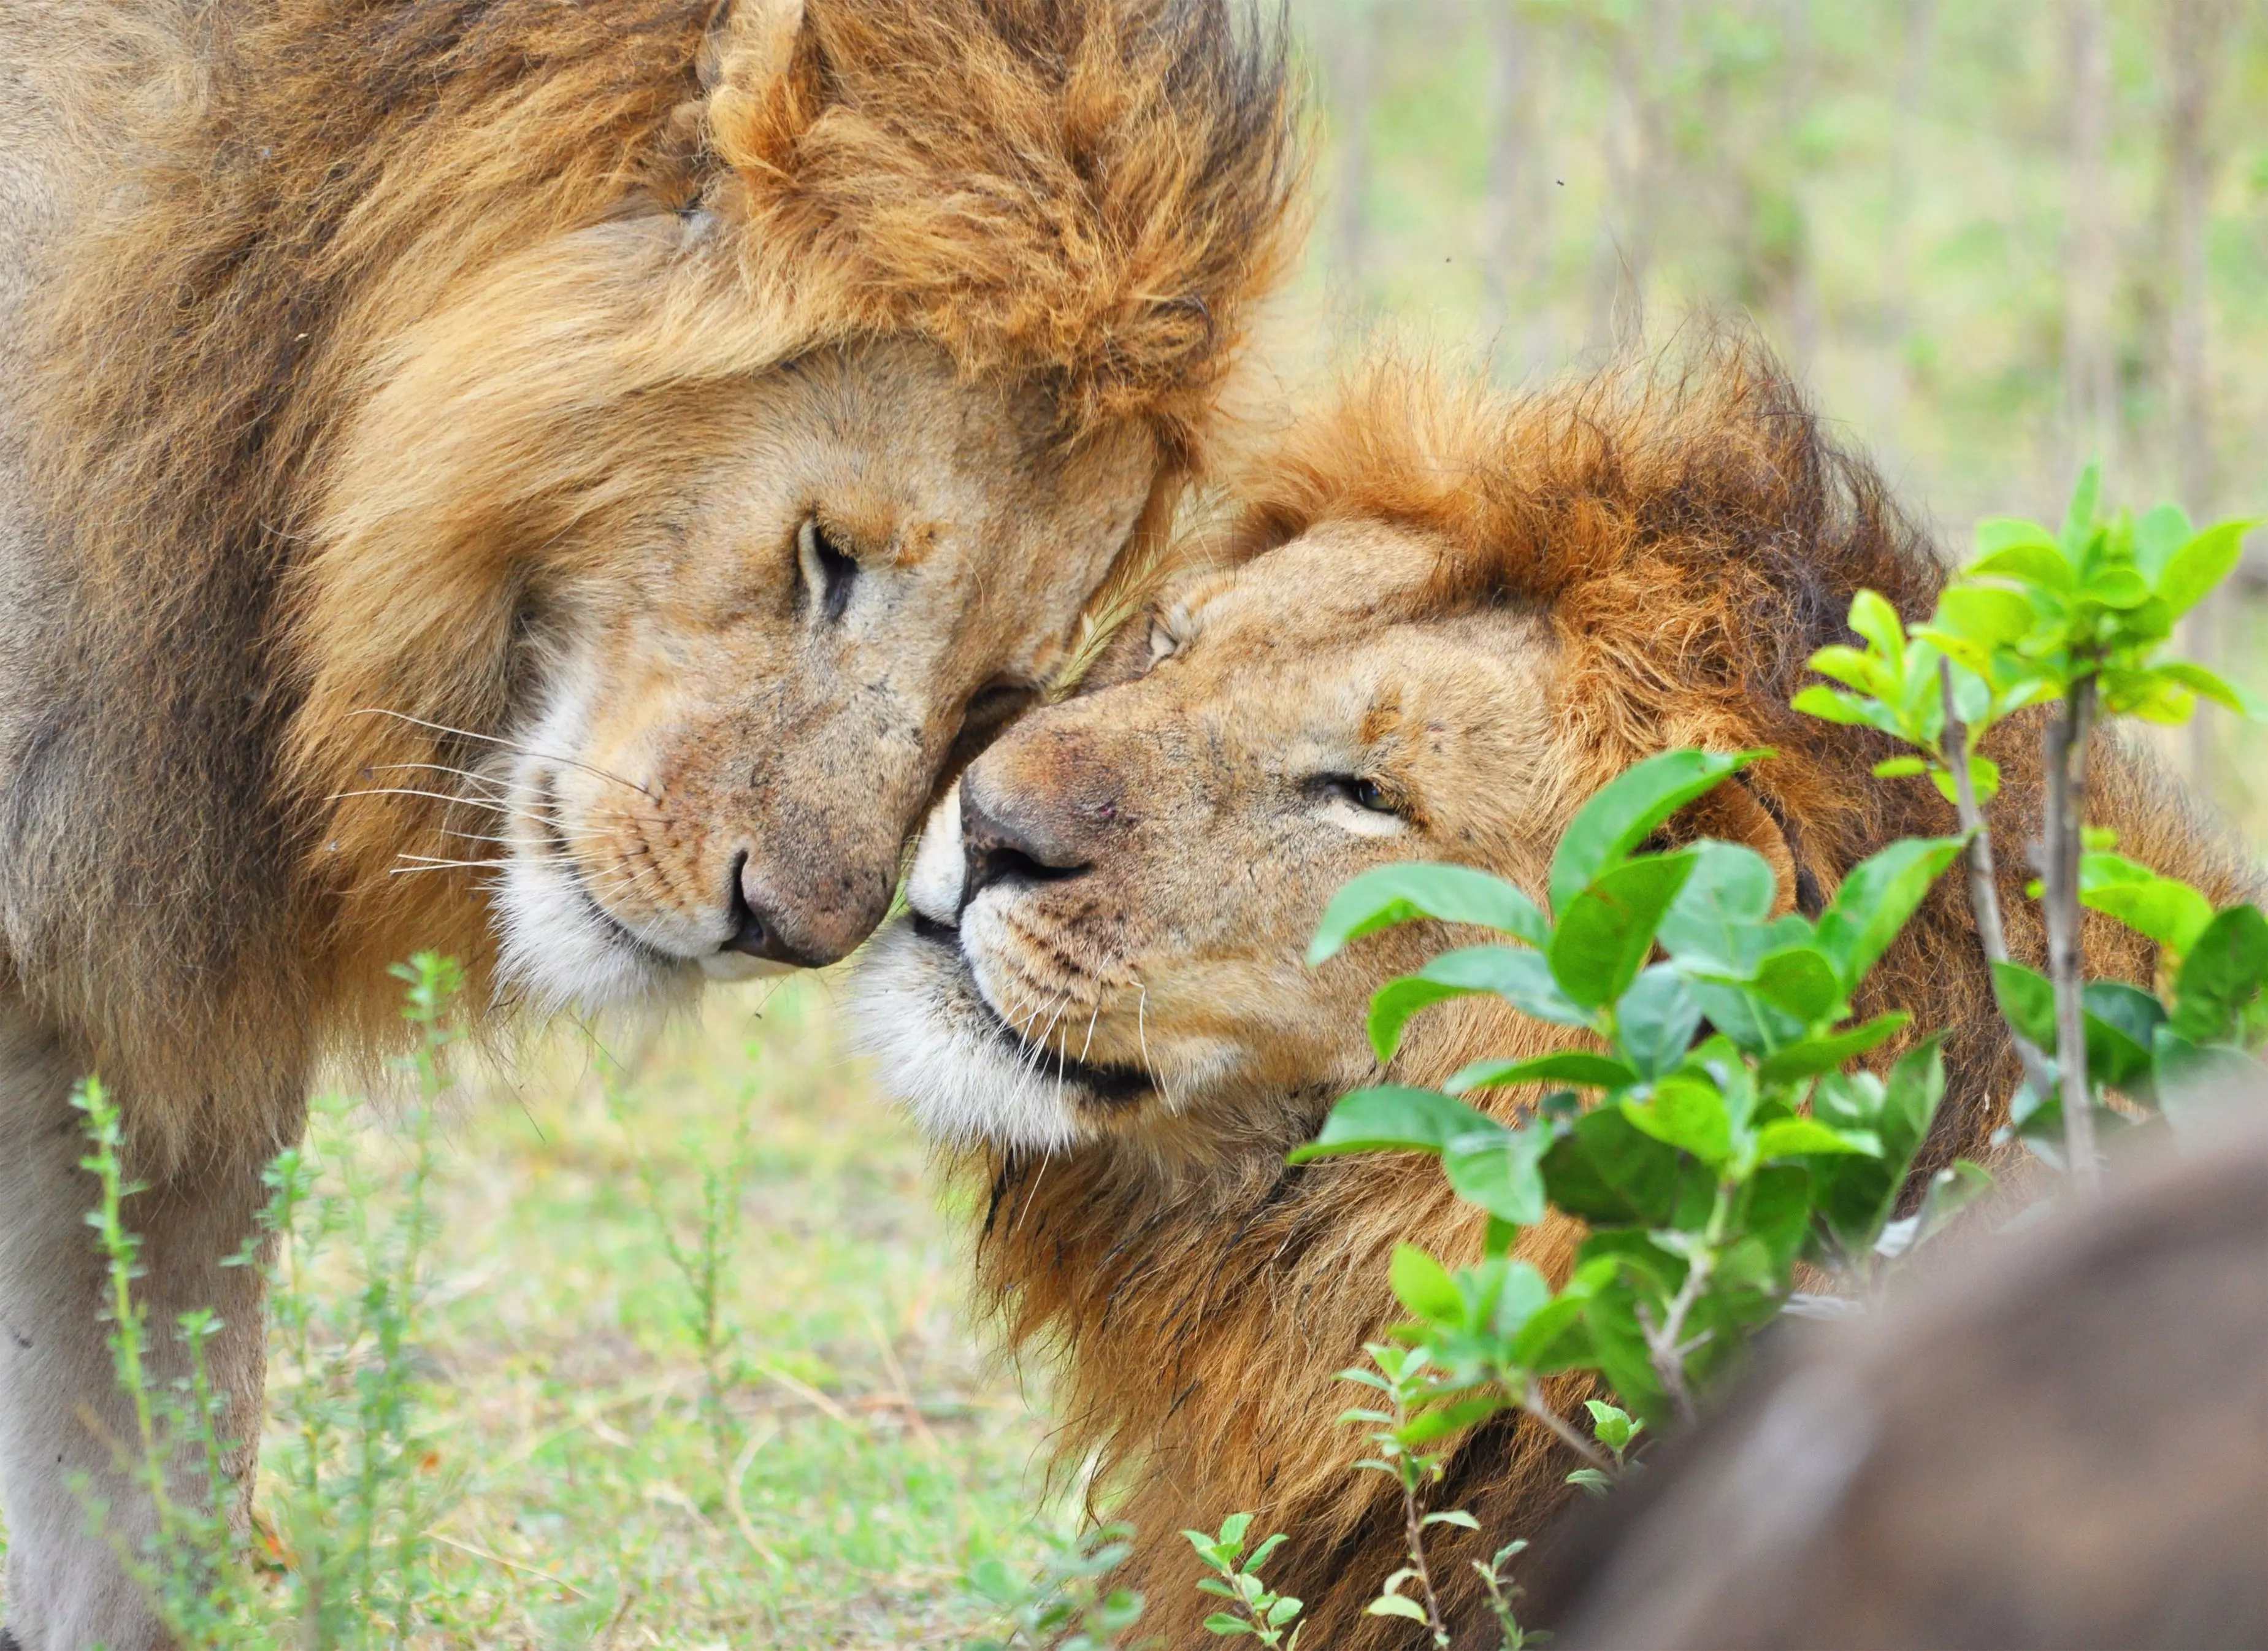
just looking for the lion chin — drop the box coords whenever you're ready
[854,786,1155,1155]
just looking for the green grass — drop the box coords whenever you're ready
[1,976,1069,1647]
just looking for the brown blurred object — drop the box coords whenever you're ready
[1528,1117,2268,1650]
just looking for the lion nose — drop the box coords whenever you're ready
[721,851,837,968]
[960,785,1091,907]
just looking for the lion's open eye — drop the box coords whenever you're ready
[796,515,858,624]
[1335,776,1395,814]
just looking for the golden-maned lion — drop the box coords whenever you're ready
[853,343,2255,1647]
[0,0,1299,1639]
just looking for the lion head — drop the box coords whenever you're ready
[13,0,1303,1121]
[852,342,2251,1645]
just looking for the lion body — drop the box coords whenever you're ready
[857,346,2258,1647]
[0,4,1299,1640]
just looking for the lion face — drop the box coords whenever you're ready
[477,340,1159,1008]
[853,519,1571,1153]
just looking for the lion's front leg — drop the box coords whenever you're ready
[0,1011,275,1651]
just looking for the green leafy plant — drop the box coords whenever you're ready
[80,952,466,1647]
[1183,1512,1305,1645]
[1795,467,2267,1184]
[967,1523,1147,1650]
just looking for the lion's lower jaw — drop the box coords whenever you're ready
[848,922,1091,1155]
[489,856,700,1019]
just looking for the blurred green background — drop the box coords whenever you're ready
[1273,0,2267,846]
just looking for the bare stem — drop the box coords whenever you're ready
[1939,661,2060,1100]
[1519,1379,1614,1474]
[1637,1250,1712,1428]
[1398,1474,1450,1645]
[2041,676,2101,1193]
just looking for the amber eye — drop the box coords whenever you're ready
[796,516,858,624]
[1324,775,1396,814]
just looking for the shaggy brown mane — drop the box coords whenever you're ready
[9,0,1301,1146]
[964,341,2257,1647]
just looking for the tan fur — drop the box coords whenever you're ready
[3,0,1302,1159]
[866,341,2258,1647]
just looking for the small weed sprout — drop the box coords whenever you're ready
[1182,1511,1304,1645]
[967,1522,1147,1650]
[76,951,465,1645]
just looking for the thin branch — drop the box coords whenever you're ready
[1518,1379,1613,1474]
[1939,661,2060,1101]
[2041,678,2101,1193]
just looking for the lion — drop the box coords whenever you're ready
[851,342,2256,1647]
[0,1,1300,1641]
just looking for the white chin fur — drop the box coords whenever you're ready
[849,921,1086,1154]
[906,782,967,924]
[492,851,689,1015]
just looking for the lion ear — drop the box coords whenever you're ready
[1690,776,1833,920]
[700,0,806,92]
[700,0,812,166]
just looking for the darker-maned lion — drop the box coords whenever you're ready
[853,343,2255,1647]
[0,1,1300,1640]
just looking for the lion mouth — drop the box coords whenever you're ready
[910,914,1153,1106]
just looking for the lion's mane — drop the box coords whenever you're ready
[963,339,2257,1647]
[5,0,1302,1154]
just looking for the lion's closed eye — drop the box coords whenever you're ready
[1309,773,1408,837]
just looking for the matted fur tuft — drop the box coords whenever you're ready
[958,337,2258,1647]
[713,0,1308,446]
[6,0,1301,1155]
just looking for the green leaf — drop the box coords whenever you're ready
[1792,684,1893,729]
[2081,563,2151,609]
[2155,661,2268,720]
[1814,836,1964,991]
[1390,1244,1464,1325]
[2169,905,2268,1043]
[1372,948,1593,1058]
[1370,940,1603,1059]
[1204,1611,1258,1636]
[1584,1399,1636,1454]
[1615,965,1705,1078]
[1287,1086,1492,1163]
[2153,519,2256,619]
[1928,585,2036,655]
[1446,1051,1638,1093]
[1539,1106,1709,1228]
[2078,855,2216,959]
[1442,1125,1550,1227]
[1550,852,1698,1009]
[1990,960,2057,1050]
[1967,535,2075,595]
[1366,1595,1431,1623]
[1913,1159,1994,1245]
[1744,946,1846,1025]
[2132,503,2195,585]
[1656,840,1779,970]
[1753,1117,1880,1159]
[1618,1074,1733,1166]
[1872,756,1929,779]
[1308,862,1550,966]
[1245,1531,1288,1574]
[1547,749,1765,914]
[1847,588,1909,657]
[2083,982,2166,1094]
[1755,1013,1911,1082]
[1267,1594,1303,1626]
[1422,1509,1481,1531]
